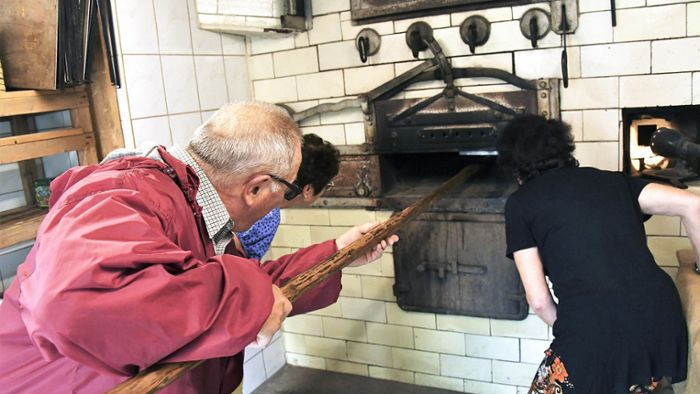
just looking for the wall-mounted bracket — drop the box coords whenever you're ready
[520,8,550,48]
[551,0,579,34]
[459,16,491,54]
[355,28,381,63]
[281,0,312,31]
[405,21,434,59]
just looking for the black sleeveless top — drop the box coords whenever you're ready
[505,167,687,393]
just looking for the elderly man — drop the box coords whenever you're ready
[236,133,341,260]
[0,102,397,393]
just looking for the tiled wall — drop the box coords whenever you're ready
[251,0,700,393]
[112,0,251,150]
[111,1,282,393]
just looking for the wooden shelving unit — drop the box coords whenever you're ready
[0,87,99,249]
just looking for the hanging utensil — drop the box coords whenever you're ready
[559,3,569,88]
[611,0,617,26]
[519,8,550,49]
[459,16,491,55]
[355,28,381,64]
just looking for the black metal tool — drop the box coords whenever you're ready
[529,17,539,48]
[519,8,550,49]
[651,128,700,160]
[355,28,381,64]
[97,0,121,87]
[459,16,491,55]
[358,36,369,63]
[559,4,569,88]
[611,0,617,26]
[405,21,433,59]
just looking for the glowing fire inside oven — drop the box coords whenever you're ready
[629,118,674,172]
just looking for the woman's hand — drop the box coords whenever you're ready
[335,222,399,267]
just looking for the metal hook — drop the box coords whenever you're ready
[358,36,369,63]
[459,16,490,55]
[519,8,550,50]
[409,30,422,58]
[529,17,539,48]
[467,23,478,54]
[355,28,381,63]
[560,4,569,88]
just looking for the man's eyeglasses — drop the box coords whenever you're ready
[269,174,303,201]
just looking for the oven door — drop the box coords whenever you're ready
[393,211,528,320]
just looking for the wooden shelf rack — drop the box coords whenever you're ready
[0,87,99,249]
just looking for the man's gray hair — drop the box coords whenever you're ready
[187,101,302,186]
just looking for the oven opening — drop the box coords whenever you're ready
[378,152,513,211]
[622,105,700,188]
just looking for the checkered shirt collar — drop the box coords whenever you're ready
[167,145,234,243]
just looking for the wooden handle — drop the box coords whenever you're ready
[107,165,480,393]
[105,361,205,394]
[281,165,480,302]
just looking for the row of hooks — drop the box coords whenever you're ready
[355,8,557,63]
[354,1,579,88]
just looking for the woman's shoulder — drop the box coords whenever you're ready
[539,166,625,183]
[509,167,619,198]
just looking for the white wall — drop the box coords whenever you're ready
[112,0,251,150]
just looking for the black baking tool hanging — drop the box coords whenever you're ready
[611,0,617,26]
[559,3,569,88]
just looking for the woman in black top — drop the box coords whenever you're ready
[497,115,699,393]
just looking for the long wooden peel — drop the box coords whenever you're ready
[107,165,480,394]
[279,164,480,302]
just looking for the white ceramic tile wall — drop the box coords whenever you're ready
[311,0,350,16]
[247,2,700,393]
[113,0,251,153]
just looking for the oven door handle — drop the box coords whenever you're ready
[416,261,487,279]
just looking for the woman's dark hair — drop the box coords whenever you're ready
[496,115,578,183]
[295,134,340,195]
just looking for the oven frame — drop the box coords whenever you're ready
[350,0,539,24]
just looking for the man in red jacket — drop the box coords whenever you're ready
[0,102,397,393]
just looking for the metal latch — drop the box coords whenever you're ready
[416,261,487,279]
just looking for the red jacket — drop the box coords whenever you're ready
[0,148,341,393]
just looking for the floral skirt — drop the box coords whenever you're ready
[529,349,666,394]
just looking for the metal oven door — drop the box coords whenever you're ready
[393,212,528,320]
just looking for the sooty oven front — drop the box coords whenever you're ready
[295,48,560,321]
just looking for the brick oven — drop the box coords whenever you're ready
[296,50,560,320]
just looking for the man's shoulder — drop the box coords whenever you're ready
[55,159,185,210]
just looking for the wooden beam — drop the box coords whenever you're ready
[0,91,88,117]
[0,128,89,164]
[86,15,124,159]
[10,117,39,207]
[0,86,84,99]
[106,165,481,394]
[281,165,480,302]
[70,108,99,165]
[0,128,84,146]
[0,208,46,249]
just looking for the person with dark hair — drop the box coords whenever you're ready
[497,114,699,393]
[236,133,341,260]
